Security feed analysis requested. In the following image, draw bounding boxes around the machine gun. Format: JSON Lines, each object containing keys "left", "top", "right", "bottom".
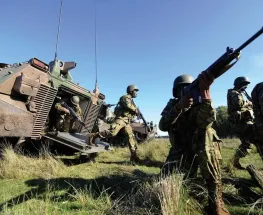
{"left": 137, "top": 108, "right": 151, "bottom": 132}
{"left": 181, "top": 27, "right": 263, "bottom": 104}
{"left": 56, "top": 96, "right": 85, "bottom": 127}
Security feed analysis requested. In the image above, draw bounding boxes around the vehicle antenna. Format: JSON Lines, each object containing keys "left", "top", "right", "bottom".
{"left": 93, "top": 0, "right": 100, "bottom": 94}
{"left": 54, "top": 0, "right": 63, "bottom": 61}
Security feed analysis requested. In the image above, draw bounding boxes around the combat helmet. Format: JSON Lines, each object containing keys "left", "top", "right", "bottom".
{"left": 234, "top": 76, "right": 250, "bottom": 88}
{"left": 71, "top": 95, "right": 80, "bottom": 106}
{"left": 127, "top": 85, "right": 139, "bottom": 93}
{"left": 173, "top": 74, "right": 194, "bottom": 97}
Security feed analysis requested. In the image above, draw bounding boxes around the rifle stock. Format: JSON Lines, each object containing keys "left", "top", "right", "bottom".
{"left": 182, "top": 27, "right": 263, "bottom": 103}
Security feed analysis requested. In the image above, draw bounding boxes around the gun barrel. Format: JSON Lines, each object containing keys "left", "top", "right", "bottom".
{"left": 236, "top": 27, "right": 263, "bottom": 52}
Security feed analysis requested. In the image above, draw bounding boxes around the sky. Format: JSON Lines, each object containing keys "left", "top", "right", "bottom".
{"left": 1, "top": 0, "right": 263, "bottom": 136}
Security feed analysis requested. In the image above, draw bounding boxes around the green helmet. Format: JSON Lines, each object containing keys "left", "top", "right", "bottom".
{"left": 173, "top": 74, "right": 194, "bottom": 97}
{"left": 234, "top": 76, "right": 250, "bottom": 87}
{"left": 71, "top": 95, "right": 80, "bottom": 106}
{"left": 127, "top": 85, "right": 139, "bottom": 93}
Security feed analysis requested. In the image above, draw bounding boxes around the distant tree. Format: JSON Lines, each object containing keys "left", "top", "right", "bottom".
{"left": 213, "top": 105, "right": 236, "bottom": 138}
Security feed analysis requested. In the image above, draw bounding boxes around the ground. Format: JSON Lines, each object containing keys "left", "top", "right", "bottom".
{"left": 0, "top": 138, "right": 262, "bottom": 215}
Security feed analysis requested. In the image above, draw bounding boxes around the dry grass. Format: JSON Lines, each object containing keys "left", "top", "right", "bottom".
{"left": 0, "top": 146, "right": 66, "bottom": 179}
{"left": 154, "top": 174, "right": 202, "bottom": 215}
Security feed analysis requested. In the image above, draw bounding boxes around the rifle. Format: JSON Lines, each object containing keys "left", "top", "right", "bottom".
{"left": 137, "top": 107, "right": 151, "bottom": 132}
{"left": 130, "top": 98, "right": 151, "bottom": 132}
{"left": 182, "top": 27, "right": 263, "bottom": 103}
{"left": 105, "top": 104, "right": 116, "bottom": 108}
{"left": 56, "top": 96, "right": 85, "bottom": 127}
{"left": 243, "top": 90, "right": 252, "bottom": 102}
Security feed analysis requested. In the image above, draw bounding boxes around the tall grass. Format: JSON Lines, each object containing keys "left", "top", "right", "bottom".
{"left": 0, "top": 146, "right": 66, "bottom": 179}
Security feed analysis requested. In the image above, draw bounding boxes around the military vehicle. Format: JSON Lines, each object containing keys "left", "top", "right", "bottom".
{"left": 95, "top": 104, "right": 158, "bottom": 147}
{"left": 0, "top": 57, "right": 113, "bottom": 156}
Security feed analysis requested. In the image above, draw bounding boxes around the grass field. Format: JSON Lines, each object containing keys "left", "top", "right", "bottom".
{"left": 0, "top": 138, "right": 262, "bottom": 215}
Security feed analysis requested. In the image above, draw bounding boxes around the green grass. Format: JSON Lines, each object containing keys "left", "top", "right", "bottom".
{"left": 0, "top": 138, "right": 262, "bottom": 214}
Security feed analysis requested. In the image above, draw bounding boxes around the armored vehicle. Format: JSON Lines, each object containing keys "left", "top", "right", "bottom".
{"left": 95, "top": 104, "right": 157, "bottom": 147}
{"left": 0, "top": 57, "right": 112, "bottom": 156}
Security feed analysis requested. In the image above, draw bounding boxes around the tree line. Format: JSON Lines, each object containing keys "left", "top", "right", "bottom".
{"left": 213, "top": 106, "right": 236, "bottom": 138}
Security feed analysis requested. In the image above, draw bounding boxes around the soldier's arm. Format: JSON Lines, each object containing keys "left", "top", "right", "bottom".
{"left": 121, "top": 96, "right": 137, "bottom": 112}
{"left": 196, "top": 100, "right": 216, "bottom": 129}
{"left": 54, "top": 103, "right": 68, "bottom": 113}
{"left": 159, "top": 99, "right": 180, "bottom": 131}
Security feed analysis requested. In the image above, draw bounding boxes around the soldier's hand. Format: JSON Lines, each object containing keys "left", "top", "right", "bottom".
{"left": 135, "top": 109, "right": 139, "bottom": 116}
{"left": 198, "top": 70, "right": 214, "bottom": 90}
{"left": 64, "top": 108, "right": 70, "bottom": 114}
{"left": 175, "top": 96, "right": 193, "bottom": 110}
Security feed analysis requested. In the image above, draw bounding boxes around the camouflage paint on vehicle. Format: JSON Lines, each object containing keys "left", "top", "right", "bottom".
{"left": 0, "top": 57, "right": 112, "bottom": 155}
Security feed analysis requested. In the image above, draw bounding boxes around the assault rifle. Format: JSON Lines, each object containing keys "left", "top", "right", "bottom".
{"left": 181, "top": 27, "right": 263, "bottom": 103}
{"left": 137, "top": 108, "right": 151, "bottom": 132}
{"left": 56, "top": 96, "right": 85, "bottom": 126}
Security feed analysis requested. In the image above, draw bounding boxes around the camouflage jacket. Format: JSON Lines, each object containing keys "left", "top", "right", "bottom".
{"left": 114, "top": 94, "right": 137, "bottom": 122}
{"left": 227, "top": 88, "right": 253, "bottom": 123}
{"left": 159, "top": 98, "right": 217, "bottom": 146}
{"left": 251, "top": 82, "right": 263, "bottom": 119}
{"left": 54, "top": 102, "right": 82, "bottom": 118}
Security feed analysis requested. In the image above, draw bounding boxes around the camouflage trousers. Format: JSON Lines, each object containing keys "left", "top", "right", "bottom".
{"left": 56, "top": 114, "right": 78, "bottom": 132}
{"left": 232, "top": 121, "right": 255, "bottom": 161}
{"left": 97, "top": 118, "right": 137, "bottom": 152}
{"left": 162, "top": 128, "right": 225, "bottom": 213}
{"left": 253, "top": 117, "right": 263, "bottom": 161}
{"left": 161, "top": 130, "right": 197, "bottom": 177}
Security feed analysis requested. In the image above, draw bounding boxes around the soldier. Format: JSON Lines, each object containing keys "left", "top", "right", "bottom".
{"left": 159, "top": 71, "right": 230, "bottom": 215}
{"left": 54, "top": 95, "right": 82, "bottom": 132}
{"left": 89, "top": 85, "right": 140, "bottom": 163}
{"left": 251, "top": 82, "right": 263, "bottom": 160}
{"left": 159, "top": 74, "right": 195, "bottom": 176}
{"left": 227, "top": 77, "right": 255, "bottom": 169}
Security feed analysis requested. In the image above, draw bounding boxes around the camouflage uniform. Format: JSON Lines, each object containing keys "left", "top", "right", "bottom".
{"left": 89, "top": 85, "right": 140, "bottom": 162}
{"left": 227, "top": 88, "right": 255, "bottom": 168}
{"left": 54, "top": 97, "right": 82, "bottom": 132}
{"left": 251, "top": 82, "right": 263, "bottom": 160}
{"left": 160, "top": 73, "right": 230, "bottom": 215}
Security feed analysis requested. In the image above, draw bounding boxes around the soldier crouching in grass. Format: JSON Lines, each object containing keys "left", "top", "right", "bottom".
{"left": 159, "top": 71, "right": 230, "bottom": 215}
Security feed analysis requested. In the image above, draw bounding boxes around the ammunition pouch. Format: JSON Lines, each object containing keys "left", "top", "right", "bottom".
{"left": 13, "top": 73, "right": 40, "bottom": 96}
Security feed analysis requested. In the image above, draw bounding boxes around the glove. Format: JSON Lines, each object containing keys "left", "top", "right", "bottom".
{"left": 174, "top": 97, "right": 193, "bottom": 111}
{"left": 198, "top": 70, "right": 214, "bottom": 100}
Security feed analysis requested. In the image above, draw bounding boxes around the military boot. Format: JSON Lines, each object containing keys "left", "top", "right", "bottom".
{"left": 88, "top": 132, "right": 100, "bottom": 146}
{"left": 232, "top": 154, "right": 245, "bottom": 170}
{"left": 215, "top": 183, "right": 231, "bottom": 215}
{"left": 207, "top": 182, "right": 230, "bottom": 215}
{"left": 130, "top": 150, "right": 141, "bottom": 164}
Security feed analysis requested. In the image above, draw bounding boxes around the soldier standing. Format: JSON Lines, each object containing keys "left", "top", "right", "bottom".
{"left": 251, "top": 82, "right": 263, "bottom": 160}
{"left": 89, "top": 85, "right": 140, "bottom": 163}
{"left": 227, "top": 77, "right": 255, "bottom": 169}
{"left": 54, "top": 95, "right": 82, "bottom": 132}
{"left": 159, "top": 71, "right": 230, "bottom": 215}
